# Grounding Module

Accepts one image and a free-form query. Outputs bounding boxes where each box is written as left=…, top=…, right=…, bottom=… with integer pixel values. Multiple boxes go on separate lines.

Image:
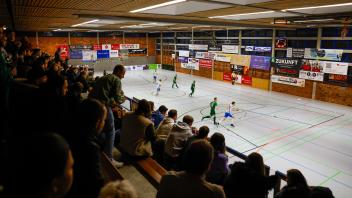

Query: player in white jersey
left=220, top=101, right=238, bottom=127
left=153, top=71, right=158, bottom=83
left=155, top=79, right=162, bottom=96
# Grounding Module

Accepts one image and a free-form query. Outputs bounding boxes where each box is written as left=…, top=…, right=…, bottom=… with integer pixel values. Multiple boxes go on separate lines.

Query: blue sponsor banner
left=178, top=56, right=188, bottom=63
left=97, top=50, right=110, bottom=59
left=250, top=56, right=271, bottom=70
left=70, top=49, right=82, bottom=59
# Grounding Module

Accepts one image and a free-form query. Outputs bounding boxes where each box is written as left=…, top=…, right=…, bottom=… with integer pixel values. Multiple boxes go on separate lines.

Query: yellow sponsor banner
left=230, top=54, right=251, bottom=66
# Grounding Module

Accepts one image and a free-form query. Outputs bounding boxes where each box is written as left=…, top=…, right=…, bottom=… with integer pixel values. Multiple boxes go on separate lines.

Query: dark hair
left=113, top=64, right=125, bottom=74
left=149, top=101, right=154, bottom=111
left=135, top=99, right=151, bottom=117
left=76, top=98, right=106, bottom=135
left=197, top=126, right=209, bottom=139
left=210, top=132, right=226, bottom=153
left=287, top=169, right=309, bottom=189
left=7, top=133, right=70, bottom=196
left=167, top=109, right=177, bottom=118
left=182, top=115, right=194, bottom=126
left=158, top=105, right=168, bottom=114
left=184, top=140, right=214, bottom=175
left=214, top=97, right=217, bottom=100
left=245, top=152, right=265, bottom=176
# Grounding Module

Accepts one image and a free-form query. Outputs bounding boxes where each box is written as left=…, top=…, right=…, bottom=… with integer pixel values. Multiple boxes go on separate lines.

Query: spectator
left=75, top=70, right=89, bottom=92
left=157, top=140, right=226, bottom=198
left=156, top=109, right=177, bottom=140
left=27, top=57, right=48, bottom=85
left=224, top=152, right=278, bottom=198
left=6, top=133, right=74, bottom=198
left=275, top=169, right=311, bottom=198
left=90, top=64, right=126, bottom=167
left=184, top=125, right=209, bottom=150
left=120, top=99, right=156, bottom=157
left=99, top=180, right=138, bottom=198
left=164, top=115, right=193, bottom=170
left=151, top=105, right=168, bottom=128
left=206, top=132, right=229, bottom=185
left=66, top=99, right=107, bottom=198
left=5, top=30, right=19, bottom=59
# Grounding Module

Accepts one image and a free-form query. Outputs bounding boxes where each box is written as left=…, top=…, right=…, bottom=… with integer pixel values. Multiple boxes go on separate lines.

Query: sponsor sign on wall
left=245, top=46, right=254, bottom=51
left=286, top=48, right=305, bottom=58
left=111, top=44, right=120, bottom=50
left=179, top=50, right=190, bottom=57
left=109, top=50, right=119, bottom=58
left=230, top=54, right=251, bottom=66
left=235, top=74, right=242, bottom=84
left=274, top=58, right=301, bottom=77
left=254, top=46, right=271, bottom=52
left=93, top=44, right=102, bottom=50
left=304, top=48, right=343, bottom=61
left=57, top=44, right=69, bottom=59
left=250, top=56, right=271, bottom=70
left=208, top=46, right=222, bottom=52
left=195, top=52, right=213, bottom=59
left=271, top=75, right=305, bottom=87
left=187, top=58, right=200, bottom=70
left=301, top=59, right=324, bottom=72
left=70, top=45, right=92, bottom=50
left=199, top=59, right=212, bottom=69
left=189, top=44, right=208, bottom=51
left=214, top=53, right=233, bottom=62
left=97, top=50, right=110, bottom=59
left=128, top=48, right=147, bottom=54
left=82, top=50, right=97, bottom=61
left=102, top=44, right=111, bottom=51
left=322, top=61, right=349, bottom=75
left=120, top=44, right=140, bottom=49
left=69, top=49, right=82, bottom=59
left=222, top=45, right=239, bottom=54
left=275, top=38, right=287, bottom=48
left=223, top=72, right=232, bottom=81
left=241, top=76, right=252, bottom=85
left=124, top=65, right=146, bottom=71
left=299, top=71, right=324, bottom=81
left=178, top=56, right=188, bottom=63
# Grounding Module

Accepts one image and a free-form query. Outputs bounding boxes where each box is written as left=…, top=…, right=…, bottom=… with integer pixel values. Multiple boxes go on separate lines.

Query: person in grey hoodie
left=156, top=109, right=178, bottom=140
left=164, top=115, right=194, bottom=170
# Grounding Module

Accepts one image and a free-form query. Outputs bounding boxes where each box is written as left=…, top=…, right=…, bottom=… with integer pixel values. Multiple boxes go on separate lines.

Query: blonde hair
left=99, top=180, right=138, bottom=198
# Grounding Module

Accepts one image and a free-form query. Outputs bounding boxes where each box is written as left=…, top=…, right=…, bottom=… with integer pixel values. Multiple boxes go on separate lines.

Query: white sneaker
left=112, top=159, right=124, bottom=168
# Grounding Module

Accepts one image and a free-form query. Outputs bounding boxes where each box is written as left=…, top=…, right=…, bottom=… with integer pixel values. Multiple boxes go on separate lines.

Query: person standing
left=219, top=101, right=238, bottom=127
left=189, top=80, right=196, bottom=97
left=156, top=79, right=162, bottom=96
left=172, top=73, right=179, bottom=88
left=90, top=64, right=125, bottom=168
left=202, top=97, right=219, bottom=125
left=153, top=70, right=158, bottom=83
left=231, top=71, right=237, bottom=85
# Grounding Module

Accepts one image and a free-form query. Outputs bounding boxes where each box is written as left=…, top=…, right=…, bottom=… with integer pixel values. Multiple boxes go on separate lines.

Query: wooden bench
left=100, top=152, right=124, bottom=182
left=135, top=157, right=167, bottom=188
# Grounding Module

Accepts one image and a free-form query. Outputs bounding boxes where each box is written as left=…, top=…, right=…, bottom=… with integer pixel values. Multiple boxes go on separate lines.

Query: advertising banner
left=125, top=65, right=146, bottom=71
left=102, top=44, right=111, bottom=51
left=178, top=56, right=188, bottom=63
left=299, top=71, right=324, bottom=81
left=222, top=45, right=239, bottom=54
left=304, top=48, right=343, bottom=61
left=230, top=54, right=251, bottom=66
left=254, top=46, right=271, bottom=52
left=300, top=59, right=324, bottom=72
left=275, top=38, right=287, bottom=48
left=179, top=50, right=190, bottom=57
left=271, top=75, right=305, bottom=87
left=189, top=44, right=208, bottom=51
left=111, top=44, right=120, bottom=50
left=82, top=50, right=97, bottom=62
left=187, top=58, right=200, bottom=70
left=322, top=61, right=349, bottom=75
left=128, top=49, right=147, bottom=54
left=92, top=44, right=102, bottom=50
left=69, top=49, right=82, bottom=59
left=195, top=52, right=213, bottom=59
left=223, top=72, right=232, bottom=81
left=208, top=46, right=222, bottom=52
left=245, top=46, right=254, bottom=51
left=199, top=59, right=212, bottom=69
left=109, top=50, right=119, bottom=58
left=214, top=53, right=233, bottom=62
left=148, top=64, right=160, bottom=70
left=69, top=45, right=92, bottom=50
left=250, top=56, right=271, bottom=70
left=241, top=76, right=252, bottom=85
left=120, top=44, right=139, bottom=49
left=97, top=50, right=110, bottom=59
left=287, top=48, right=305, bottom=58
left=235, top=74, right=242, bottom=84
left=274, top=58, right=301, bottom=77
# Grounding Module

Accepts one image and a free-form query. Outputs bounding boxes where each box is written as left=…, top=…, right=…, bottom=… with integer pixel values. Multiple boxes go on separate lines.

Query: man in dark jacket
left=151, top=105, right=168, bottom=128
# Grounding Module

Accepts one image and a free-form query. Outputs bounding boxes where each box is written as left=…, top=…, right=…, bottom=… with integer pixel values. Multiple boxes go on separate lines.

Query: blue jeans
left=100, top=106, right=115, bottom=159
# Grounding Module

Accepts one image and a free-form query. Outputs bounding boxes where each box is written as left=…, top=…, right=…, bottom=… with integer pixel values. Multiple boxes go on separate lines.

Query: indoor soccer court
left=104, top=69, right=352, bottom=198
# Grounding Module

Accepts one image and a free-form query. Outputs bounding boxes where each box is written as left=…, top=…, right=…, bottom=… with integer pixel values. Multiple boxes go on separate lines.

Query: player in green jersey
left=189, top=80, right=196, bottom=97
left=172, top=74, right=179, bottom=88
left=201, top=97, right=219, bottom=125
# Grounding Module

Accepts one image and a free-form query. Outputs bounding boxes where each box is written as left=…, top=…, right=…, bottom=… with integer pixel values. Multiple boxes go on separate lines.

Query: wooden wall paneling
left=315, top=83, right=352, bottom=107
left=272, top=80, right=313, bottom=98
left=36, top=37, right=68, bottom=55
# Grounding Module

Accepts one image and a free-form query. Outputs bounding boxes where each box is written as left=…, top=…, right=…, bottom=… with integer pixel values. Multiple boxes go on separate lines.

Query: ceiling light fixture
left=282, top=2, right=352, bottom=12
left=130, top=0, right=186, bottom=13
left=53, top=29, right=62, bottom=31
left=71, top=19, right=100, bottom=27
left=209, top=11, right=274, bottom=19
left=169, top=27, right=188, bottom=30
left=294, top=18, right=334, bottom=23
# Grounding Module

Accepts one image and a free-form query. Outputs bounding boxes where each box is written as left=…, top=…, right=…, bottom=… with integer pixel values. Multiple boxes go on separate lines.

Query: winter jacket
left=156, top=116, right=175, bottom=140
left=164, top=121, right=193, bottom=157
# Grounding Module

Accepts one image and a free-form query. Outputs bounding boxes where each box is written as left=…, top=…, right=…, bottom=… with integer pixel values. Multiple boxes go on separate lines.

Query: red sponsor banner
left=199, top=59, right=212, bottom=69
left=57, top=44, right=69, bottom=59
left=241, top=75, right=252, bottom=85
left=111, top=44, right=120, bottom=50
left=93, top=44, right=102, bottom=50
left=223, top=72, right=232, bottom=81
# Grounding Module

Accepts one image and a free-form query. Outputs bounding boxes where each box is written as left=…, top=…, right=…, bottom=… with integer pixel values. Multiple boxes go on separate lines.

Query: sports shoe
left=230, top=124, right=235, bottom=127
left=112, top=159, right=124, bottom=168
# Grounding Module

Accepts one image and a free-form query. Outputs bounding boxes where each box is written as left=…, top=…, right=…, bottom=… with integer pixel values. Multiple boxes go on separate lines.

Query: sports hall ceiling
left=1, top=0, right=352, bottom=32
